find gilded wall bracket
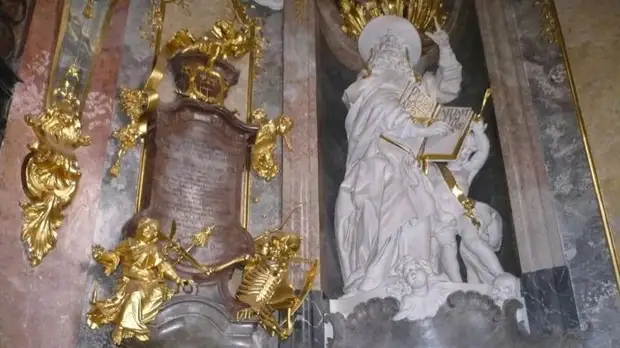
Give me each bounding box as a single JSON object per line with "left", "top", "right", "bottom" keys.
{"left": 20, "top": 0, "right": 119, "bottom": 266}
{"left": 21, "top": 65, "right": 91, "bottom": 266}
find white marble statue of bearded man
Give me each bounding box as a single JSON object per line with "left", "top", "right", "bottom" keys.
{"left": 335, "top": 15, "right": 463, "bottom": 295}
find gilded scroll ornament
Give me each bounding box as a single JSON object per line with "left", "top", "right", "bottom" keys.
{"left": 339, "top": 0, "right": 448, "bottom": 52}
{"left": 21, "top": 65, "right": 92, "bottom": 266}
{"left": 250, "top": 109, "right": 294, "bottom": 181}
{"left": 87, "top": 217, "right": 195, "bottom": 345}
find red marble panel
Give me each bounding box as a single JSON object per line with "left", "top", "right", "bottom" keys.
{"left": 0, "top": 1, "right": 130, "bottom": 347}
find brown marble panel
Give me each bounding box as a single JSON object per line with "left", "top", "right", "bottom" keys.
{"left": 137, "top": 99, "right": 256, "bottom": 286}
{"left": 282, "top": 0, "right": 321, "bottom": 290}
{"left": 0, "top": 0, "right": 129, "bottom": 347}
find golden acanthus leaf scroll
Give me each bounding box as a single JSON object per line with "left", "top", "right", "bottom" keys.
{"left": 21, "top": 65, "right": 92, "bottom": 267}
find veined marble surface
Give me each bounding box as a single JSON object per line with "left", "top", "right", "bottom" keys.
{"left": 510, "top": 1, "right": 620, "bottom": 346}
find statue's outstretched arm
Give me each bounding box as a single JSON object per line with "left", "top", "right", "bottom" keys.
{"left": 422, "top": 25, "right": 463, "bottom": 104}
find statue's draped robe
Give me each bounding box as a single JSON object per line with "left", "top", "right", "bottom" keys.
{"left": 335, "top": 52, "right": 462, "bottom": 293}
{"left": 86, "top": 240, "right": 177, "bottom": 341}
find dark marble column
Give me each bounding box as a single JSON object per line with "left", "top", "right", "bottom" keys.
{"left": 477, "top": 0, "right": 620, "bottom": 345}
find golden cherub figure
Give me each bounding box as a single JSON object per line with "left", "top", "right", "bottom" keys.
{"left": 250, "top": 109, "right": 294, "bottom": 181}
{"left": 87, "top": 217, "right": 193, "bottom": 345}
{"left": 202, "top": 223, "right": 317, "bottom": 339}
{"left": 109, "top": 86, "right": 148, "bottom": 177}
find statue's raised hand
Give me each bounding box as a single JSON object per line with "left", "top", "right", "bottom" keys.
{"left": 425, "top": 17, "right": 450, "bottom": 47}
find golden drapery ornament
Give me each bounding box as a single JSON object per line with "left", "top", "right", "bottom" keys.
{"left": 109, "top": 0, "right": 264, "bottom": 177}
{"left": 20, "top": 65, "right": 92, "bottom": 266}
{"left": 201, "top": 211, "right": 318, "bottom": 340}
{"left": 250, "top": 109, "right": 294, "bottom": 181}
{"left": 87, "top": 217, "right": 195, "bottom": 345}
{"left": 339, "top": 0, "right": 448, "bottom": 52}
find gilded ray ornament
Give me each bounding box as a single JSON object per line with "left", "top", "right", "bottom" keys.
{"left": 339, "top": 0, "right": 448, "bottom": 52}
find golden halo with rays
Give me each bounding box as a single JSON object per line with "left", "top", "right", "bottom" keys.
{"left": 339, "top": 0, "right": 449, "bottom": 52}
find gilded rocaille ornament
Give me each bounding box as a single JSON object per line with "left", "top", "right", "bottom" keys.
{"left": 202, "top": 219, "right": 318, "bottom": 340}
{"left": 339, "top": 0, "right": 448, "bottom": 52}
{"left": 109, "top": 86, "right": 148, "bottom": 177}
{"left": 20, "top": 65, "right": 92, "bottom": 267}
{"left": 250, "top": 109, "right": 294, "bottom": 181}
{"left": 87, "top": 217, "right": 195, "bottom": 345}
{"left": 109, "top": 0, "right": 264, "bottom": 177}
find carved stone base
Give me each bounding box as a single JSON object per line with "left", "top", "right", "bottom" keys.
{"left": 120, "top": 289, "right": 260, "bottom": 348}
{"left": 327, "top": 291, "right": 590, "bottom": 348}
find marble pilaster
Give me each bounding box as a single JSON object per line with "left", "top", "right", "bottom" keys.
{"left": 281, "top": 0, "right": 324, "bottom": 347}
{"left": 0, "top": 0, "right": 130, "bottom": 347}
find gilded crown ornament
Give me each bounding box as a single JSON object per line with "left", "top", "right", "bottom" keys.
{"left": 339, "top": 0, "right": 448, "bottom": 52}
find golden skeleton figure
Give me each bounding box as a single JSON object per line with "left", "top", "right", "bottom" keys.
{"left": 201, "top": 224, "right": 317, "bottom": 339}
{"left": 250, "top": 109, "right": 294, "bottom": 181}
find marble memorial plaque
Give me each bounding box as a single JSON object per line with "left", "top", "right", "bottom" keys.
{"left": 138, "top": 99, "right": 258, "bottom": 283}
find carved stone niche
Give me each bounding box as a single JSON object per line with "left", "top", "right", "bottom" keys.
{"left": 131, "top": 54, "right": 258, "bottom": 303}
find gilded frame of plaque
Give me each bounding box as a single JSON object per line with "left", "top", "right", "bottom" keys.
{"left": 126, "top": 1, "right": 263, "bottom": 297}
